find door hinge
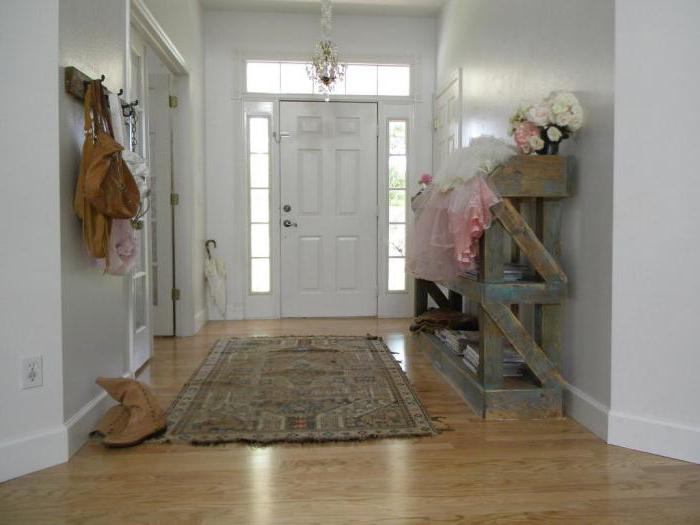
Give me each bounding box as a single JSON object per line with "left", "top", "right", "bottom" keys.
{"left": 171, "top": 288, "right": 181, "bottom": 301}
{"left": 170, "top": 193, "right": 179, "bottom": 206}
{"left": 169, "top": 95, "right": 178, "bottom": 108}
{"left": 433, "top": 118, "right": 439, "bottom": 130}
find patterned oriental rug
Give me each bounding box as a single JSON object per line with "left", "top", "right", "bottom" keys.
{"left": 155, "top": 335, "right": 437, "bottom": 445}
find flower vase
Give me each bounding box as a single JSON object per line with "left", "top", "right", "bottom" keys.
{"left": 537, "top": 142, "right": 559, "bottom": 155}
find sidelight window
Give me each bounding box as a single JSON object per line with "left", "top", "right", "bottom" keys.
{"left": 387, "top": 119, "right": 408, "bottom": 292}
{"left": 248, "top": 116, "right": 272, "bottom": 293}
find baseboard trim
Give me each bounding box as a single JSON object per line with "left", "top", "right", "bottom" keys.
{"left": 563, "top": 382, "right": 609, "bottom": 440}
{"left": 608, "top": 410, "right": 700, "bottom": 464}
{"left": 64, "top": 371, "right": 131, "bottom": 457}
{"left": 0, "top": 426, "right": 68, "bottom": 483}
{"left": 65, "top": 391, "right": 114, "bottom": 457}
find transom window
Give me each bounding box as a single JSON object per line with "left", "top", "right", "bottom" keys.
{"left": 246, "top": 61, "right": 411, "bottom": 97}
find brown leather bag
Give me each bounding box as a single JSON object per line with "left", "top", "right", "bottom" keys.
{"left": 74, "top": 81, "right": 112, "bottom": 259}
{"left": 78, "top": 80, "right": 140, "bottom": 219}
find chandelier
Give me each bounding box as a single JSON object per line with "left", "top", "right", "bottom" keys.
{"left": 307, "top": 0, "right": 345, "bottom": 101}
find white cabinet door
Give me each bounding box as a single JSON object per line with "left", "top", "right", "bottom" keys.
{"left": 280, "top": 101, "right": 378, "bottom": 317}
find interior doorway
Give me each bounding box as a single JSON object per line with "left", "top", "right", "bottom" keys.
{"left": 279, "top": 101, "right": 378, "bottom": 317}
{"left": 128, "top": 25, "right": 177, "bottom": 375}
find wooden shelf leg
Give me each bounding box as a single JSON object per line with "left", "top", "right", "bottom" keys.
{"left": 535, "top": 199, "right": 563, "bottom": 365}
{"left": 479, "top": 217, "right": 506, "bottom": 389}
{"left": 414, "top": 279, "right": 429, "bottom": 317}
{"left": 448, "top": 290, "right": 463, "bottom": 311}
{"left": 479, "top": 306, "right": 504, "bottom": 389}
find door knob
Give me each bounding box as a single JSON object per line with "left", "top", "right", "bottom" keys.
{"left": 283, "top": 219, "right": 298, "bottom": 228}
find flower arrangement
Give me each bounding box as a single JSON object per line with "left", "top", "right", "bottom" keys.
{"left": 508, "top": 91, "right": 583, "bottom": 155}
{"left": 419, "top": 173, "right": 433, "bottom": 187}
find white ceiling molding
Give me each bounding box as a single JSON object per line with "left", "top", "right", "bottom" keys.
{"left": 200, "top": 0, "right": 446, "bottom": 17}
{"left": 130, "top": 0, "right": 188, "bottom": 75}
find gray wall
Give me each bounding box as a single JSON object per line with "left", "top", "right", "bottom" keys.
{"left": 0, "top": 0, "right": 67, "bottom": 482}
{"left": 436, "top": 0, "right": 615, "bottom": 437}
{"left": 58, "top": 0, "right": 130, "bottom": 420}
{"left": 610, "top": 0, "right": 700, "bottom": 463}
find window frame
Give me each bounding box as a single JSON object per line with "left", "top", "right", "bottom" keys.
{"left": 386, "top": 118, "right": 409, "bottom": 293}
{"left": 246, "top": 114, "right": 273, "bottom": 295}
{"left": 244, "top": 59, "right": 413, "bottom": 98}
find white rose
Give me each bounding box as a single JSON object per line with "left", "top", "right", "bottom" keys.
{"left": 569, "top": 114, "right": 583, "bottom": 131}
{"left": 527, "top": 103, "right": 551, "bottom": 126}
{"left": 555, "top": 112, "right": 571, "bottom": 127}
{"left": 547, "top": 126, "right": 563, "bottom": 142}
{"left": 528, "top": 135, "right": 545, "bottom": 151}
{"left": 551, "top": 100, "right": 569, "bottom": 115}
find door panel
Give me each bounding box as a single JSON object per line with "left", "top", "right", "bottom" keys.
{"left": 280, "top": 101, "right": 378, "bottom": 317}
{"left": 129, "top": 28, "right": 153, "bottom": 372}
{"left": 148, "top": 66, "right": 175, "bottom": 335}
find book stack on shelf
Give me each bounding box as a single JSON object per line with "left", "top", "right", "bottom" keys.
{"left": 462, "top": 345, "right": 525, "bottom": 377}
{"left": 433, "top": 328, "right": 527, "bottom": 377}
{"left": 433, "top": 328, "right": 479, "bottom": 355}
{"left": 461, "top": 263, "right": 536, "bottom": 282}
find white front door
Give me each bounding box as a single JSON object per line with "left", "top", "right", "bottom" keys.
{"left": 280, "top": 101, "right": 378, "bottom": 317}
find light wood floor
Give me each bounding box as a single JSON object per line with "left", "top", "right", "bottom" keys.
{"left": 1, "top": 319, "right": 699, "bottom": 524}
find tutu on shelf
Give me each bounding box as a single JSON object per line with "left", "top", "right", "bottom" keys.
{"left": 407, "top": 137, "right": 515, "bottom": 282}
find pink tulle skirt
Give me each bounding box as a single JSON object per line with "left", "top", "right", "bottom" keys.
{"left": 407, "top": 175, "right": 500, "bottom": 282}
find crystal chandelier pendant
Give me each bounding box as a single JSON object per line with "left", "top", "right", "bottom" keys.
{"left": 307, "top": 0, "right": 345, "bottom": 102}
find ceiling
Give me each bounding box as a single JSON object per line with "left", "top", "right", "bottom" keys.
{"left": 200, "top": 0, "right": 446, "bottom": 17}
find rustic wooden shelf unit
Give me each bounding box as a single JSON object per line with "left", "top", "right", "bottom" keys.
{"left": 416, "top": 155, "right": 569, "bottom": 420}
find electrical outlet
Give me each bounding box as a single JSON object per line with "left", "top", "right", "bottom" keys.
{"left": 22, "top": 356, "right": 43, "bottom": 389}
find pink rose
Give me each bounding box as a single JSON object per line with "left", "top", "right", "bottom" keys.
{"left": 419, "top": 173, "right": 433, "bottom": 185}
{"left": 513, "top": 121, "right": 540, "bottom": 154}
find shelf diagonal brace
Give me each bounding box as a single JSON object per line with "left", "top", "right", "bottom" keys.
{"left": 483, "top": 301, "right": 564, "bottom": 388}
{"left": 491, "top": 199, "right": 567, "bottom": 285}
{"left": 423, "top": 280, "right": 451, "bottom": 309}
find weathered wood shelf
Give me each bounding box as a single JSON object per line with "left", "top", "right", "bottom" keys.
{"left": 415, "top": 155, "right": 569, "bottom": 420}
{"left": 421, "top": 333, "right": 562, "bottom": 420}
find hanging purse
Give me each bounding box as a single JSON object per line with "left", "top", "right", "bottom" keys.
{"left": 80, "top": 80, "right": 140, "bottom": 219}
{"left": 74, "top": 81, "right": 112, "bottom": 259}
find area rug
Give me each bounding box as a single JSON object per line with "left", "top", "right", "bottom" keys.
{"left": 154, "top": 335, "right": 437, "bottom": 445}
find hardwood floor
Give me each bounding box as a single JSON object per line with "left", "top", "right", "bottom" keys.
{"left": 1, "top": 318, "right": 699, "bottom": 524}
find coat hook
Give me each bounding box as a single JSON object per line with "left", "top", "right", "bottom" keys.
{"left": 117, "top": 88, "right": 124, "bottom": 96}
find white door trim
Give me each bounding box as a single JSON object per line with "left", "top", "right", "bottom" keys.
{"left": 129, "top": 1, "right": 200, "bottom": 336}
{"left": 242, "top": 99, "right": 415, "bottom": 319}
{"left": 130, "top": 0, "right": 187, "bottom": 75}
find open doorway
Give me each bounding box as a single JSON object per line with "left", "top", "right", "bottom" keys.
{"left": 127, "top": 22, "right": 179, "bottom": 373}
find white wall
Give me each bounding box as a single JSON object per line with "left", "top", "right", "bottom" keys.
{"left": 436, "top": 0, "right": 615, "bottom": 438}
{"left": 0, "top": 0, "right": 67, "bottom": 482}
{"left": 610, "top": 0, "right": 700, "bottom": 463}
{"left": 204, "top": 10, "right": 436, "bottom": 319}
{"left": 143, "top": 0, "right": 207, "bottom": 335}
{"left": 58, "top": 0, "right": 131, "bottom": 454}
